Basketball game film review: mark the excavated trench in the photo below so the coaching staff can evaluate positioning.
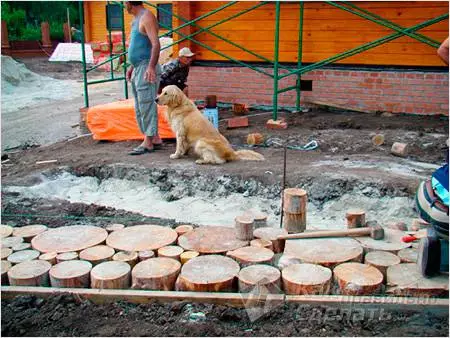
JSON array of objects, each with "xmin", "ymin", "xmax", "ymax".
[{"xmin": 2, "ymin": 163, "xmax": 422, "ymax": 229}]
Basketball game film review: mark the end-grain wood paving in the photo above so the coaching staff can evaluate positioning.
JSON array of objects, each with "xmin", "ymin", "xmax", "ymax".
[
  {"xmin": 132, "ymin": 257, "xmax": 181, "ymax": 291},
  {"xmin": 90, "ymin": 261, "xmax": 131, "ymax": 289},
  {"xmin": 333, "ymin": 262, "xmax": 384, "ymax": 296},
  {"xmin": 79, "ymin": 245, "xmax": 116, "ymax": 265},
  {"xmin": 282, "ymin": 263, "xmax": 332, "ymax": 295},
  {"xmin": 7, "ymin": 260, "xmax": 52, "ymax": 287},
  {"xmin": 12, "ymin": 224, "xmax": 48, "ymax": 242},
  {"xmin": 49, "ymin": 260, "xmax": 93, "ymax": 288},
  {"xmin": 238, "ymin": 264, "xmax": 281, "ymax": 293}
]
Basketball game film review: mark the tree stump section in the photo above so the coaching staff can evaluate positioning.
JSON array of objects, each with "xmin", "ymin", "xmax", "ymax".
[
  {"xmin": 355, "ymin": 228, "xmax": 411, "ymax": 254},
  {"xmin": 284, "ymin": 237, "xmax": 363, "ymax": 268},
  {"xmin": 13, "ymin": 224, "xmax": 48, "ymax": 242},
  {"xmin": 243, "ymin": 211, "xmax": 268, "ymax": 229},
  {"xmin": 397, "ymin": 248, "xmax": 418, "ymax": 263},
  {"xmin": 131, "ymin": 257, "xmax": 181, "ymax": 290},
  {"xmin": 235, "ymin": 216, "xmax": 254, "ymax": 241},
  {"xmin": 238, "ymin": 264, "xmax": 281, "ymax": 293},
  {"xmin": 7, "ymin": 249, "xmax": 41, "ymax": 264},
  {"xmin": 334, "ymin": 262, "xmax": 383, "ymax": 295},
  {"xmin": 11, "ymin": 242, "xmax": 32, "ymax": 251},
  {"xmin": 50, "ymin": 260, "xmax": 93, "ymax": 288},
  {"xmin": 157, "ymin": 246, "xmax": 184, "ymax": 261},
  {"xmin": 364, "ymin": 250, "xmax": 400, "ymax": 281},
  {"xmin": 113, "ymin": 251, "xmax": 138, "ymax": 268},
  {"xmin": 180, "ymin": 251, "xmax": 199, "ymax": 264},
  {"xmin": 283, "ymin": 188, "xmax": 307, "ymax": 233},
  {"xmin": 1, "ymin": 260, "xmax": 12, "ymax": 285},
  {"xmin": 1, "ymin": 247, "xmax": 12, "ymax": 260},
  {"xmin": 176, "ymin": 255, "xmax": 240, "ymax": 292},
  {"xmin": 227, "ymin": 246, "xmax": 274, "ymax": 267},
  {"xmin": 178, "ymin": 226, "xmax": 248, "ymax": 254},
  {"xmin": 39, "ymin": 252, "xmax": 58, "ymax": 265},
  {"xmin": 138, "ymin": 250, "xmax": 155, "ymax": 262},
  {"xmin": 345, "ymin": 209, "xmax": 366, "ymax": 228},
  {"xmin": 56, "ymin": 252, "xmax": 79, "ymax": 263},
  {"xmin": 386, "ymin": 263, "xmax": 449, "ymax": 297},
  {"xmin": 106, "ymin": 225, "xmax": 177, "ymax": 251},
  {"xmin": 253, "ymin": 227, "xmax": 288, "ymax": 254},
  {"xmin": 282, "ymin": 263, "xmax": 332, "ymax": 295},
  {"xmin": 250, "ymin": 238, "xmax": 273, "ymax": 251},
  {"xmin": 105, "ymin": 223, "xmax": 125, "ymax": 233},
  {"xmin": 91, "ymin": 261, "xmax": 131, "ymax": 289},
  {"xmin": 175, "ymin": 225, "xmax": 193, "ymax": 236},
  {"xmin": 2, "ymin": 236, "xmax": 24, "ymax": 248},
  {"xmin": 0, "ymin": 225, "xmax": 13, "ymax": 239},
  {"xmin": 79, "ymin": 245, "xmax": 115, "ymax": 265},
  {"xmin": 7, "ymin": 260, "xmax": 52, "ymax": 286},
  {"xmin": 32, "ymin": 226, "xmax": 108, "ymax": 253}
]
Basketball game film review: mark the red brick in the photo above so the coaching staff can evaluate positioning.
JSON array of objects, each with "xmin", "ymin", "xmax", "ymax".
[
  {"xmin": 227, "ymin": 117, "xmax": 249, "ymax": 129},
  {"xmin": 266, "ymin": 118, "xmax": 288, "ymax": 130}
]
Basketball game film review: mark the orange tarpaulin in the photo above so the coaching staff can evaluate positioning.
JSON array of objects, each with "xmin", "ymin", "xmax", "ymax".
[{"xmin": 86, "ymin": 99, "xmax": 175, "ymax": 141}]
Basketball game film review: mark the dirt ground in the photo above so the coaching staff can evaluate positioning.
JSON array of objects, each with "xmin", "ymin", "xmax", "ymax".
[{"xmin": 1, "ymin": 58, "xmax": 449, "ymax": 337}]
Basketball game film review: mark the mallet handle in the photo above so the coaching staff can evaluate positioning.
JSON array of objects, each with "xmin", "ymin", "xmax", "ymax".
[{"xmin": 277, "ymin": 227, "xmax": 371, "ymax": 240}]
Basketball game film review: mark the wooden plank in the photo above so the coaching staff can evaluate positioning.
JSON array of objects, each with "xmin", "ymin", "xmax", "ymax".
[{"xmin": 1, "ymin": 286, "xmax": 448, "ymax": 313}]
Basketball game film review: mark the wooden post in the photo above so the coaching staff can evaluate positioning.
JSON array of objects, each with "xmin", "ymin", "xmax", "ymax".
[
  {"xmin": 1, "ymin": 20, "xmax": 11, "ymax": 55},
  {"xmin": 173, "ymin": 2, "xmax": 194, "ymax": 54},
  {"xmin": 283, "ymin": 188, "xmax": 307, "ymax": 233},
  {"xmin": 63, "ymin": 22, "xmax": 71, "ymax": 42},
  {"xmin": 346, "ymin": 209, "xmax": 366, "ymax": 228},
  {"xmin": 41, "ymin": 22, "xmax": 52, "ymax": 48},
  {"xmin": 235, "ymin": 216, "xmax": 254, "ymax": 241}
]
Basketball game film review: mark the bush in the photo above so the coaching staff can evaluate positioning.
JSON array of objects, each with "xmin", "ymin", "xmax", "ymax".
[
  {"xmin": 20, "ymin": 25, "xmax": 42, "ymax": 41},
  {"xmin": 49, "ymin": 21, "xmax": 64, "ymax": 41},
  {"xmin": 2, "ymin": 3, "xmax": 27, "ymax": 41}
]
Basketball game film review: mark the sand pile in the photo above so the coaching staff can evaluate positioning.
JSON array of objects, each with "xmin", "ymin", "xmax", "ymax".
[{"xmin": 1, "ymin": 56, "xmax": 82, "ymax": 114}]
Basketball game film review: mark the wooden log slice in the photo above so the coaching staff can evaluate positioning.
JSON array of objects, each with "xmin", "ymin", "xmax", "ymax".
[
  {"xmin": 238, "ymin": 264, "xmax": 281, "ymax": 293},
  {"xmin": 283, "ymin": 188, "xmax": 307, "ymax": 214},
  {"xmin": 12, "ymin": 224, "xmax": 48, "ymax": 242},
  {"xmin": 91, "ymin": 261, "xmax": 131, "ymax": 289},
  {"xmin": 79, "ymin": 245, "xmax": 115, "ymax": 265},
  {"xmin": 175, "ymin": 225, "xmax": 193, "ymax": 236},
  {"xmin": 7, "ymin": 249, "xmax": 41, "ymax": 264},
  {"xmin": 180, "ymin": 251, "xmax": 199, "ymax": 264},
  {"xmin": 39, "ymin": 252, "xmax": 57, "ymax": 265},
  {"xmin": 1, "ymin": 260, "xmax": 12, "ymax": 285},
  {"xmin": 282, "ymin": 263, "xmax": 332, "ymax": 295},
  {"xmin": 106, "ymin": 225, "xmax": 177, "ymax": 251},
  {"xmin": 243, "ymin": 210, "xmax": 268, "ymax": 229},
  {"xmin": 176, "ymin": 255, "xmax": 240, "ymax": 292},
  {"xmin": 178, "ymin": 226, "xmax": 248, "ymax": 254},
  {"xmin": 334, "ymin": 262, "xmax": 383, "ymax": 296},
  {"xmin": 56, "ymin": 252, "xmax": 79, "ymax": 263},
  {"xmin": 283, "ymin": 211, "xmax": 306, "ymax": 233},
  {"xmin": 31, "ymin": 226, "xmax": 108, "ymax": 253},
  {"xmin": 345, "ymin": 209, "xmax": 366, "ymax": 228},
  {"xmin": 1, "ymin": 248, "xmax": 13, "ymax": 260},
  {"xmin": 235, "ymin": 216, "xmax": 254, "ymax": 241},
  {"xmin": 364, "ymin": 250, "xmax": 400, "ymax": 281},
  {"xmin": 7, "ymin": 260, "xmax": 51, "ymax": 286},
  {"xmin": 112, "ymin": 251, "xmax": 138, "ymax": 268},
  {"xmin": 131, "ymin": 257, "xmax": 181, "ymax": 290},
  {"xmin": 138, "ymin": 250, "xmax": 155, "ymax": 262},
  {"xmin": 105, "ymin": 223, "xmax": 125, "ymax": 233},
  {"xmin": 253, "ymin": 227, "xmax": 288, "ymax": 254},
  {"xmin": 386, "ymin": 263, "xmax": 449, "ymax": 297},
  {"xmin": 250, "ymin": 238, "xmax": 273, "ymax": 251},
  {"xmin": 284, "ymin": 237, "xmax": 363, "ymax": 268},
  {"xmin": 0, "ymin": 225, "xmax": 13, "ymax": 239},
  {"xmin": 226, "ymin": 246, "xmax": 274, "ymax": 267},
  {"xmin": 2, "ymin": 236, "xmax": 24, "ymax": 248},
  {"xmin": 397, "ymin": 248, "xmax": 418, "ymax": 263},
  {"xmin": 11, "ymin": 242, "xmax": 32, "ymax": 251},
  {"xmin": 49, "ymin": 260, "xmax": 92, "ymax": 288},
  {"xmin": 355, "ymin": 228, "xmax": 411, "ymax": 254},
  {"xmin": 157, "ymin": 246, "xmax": 184, "ymax": 261}
]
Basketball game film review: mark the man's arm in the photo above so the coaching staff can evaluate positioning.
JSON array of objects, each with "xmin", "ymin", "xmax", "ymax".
[
  {"xmin": 437, "ymin": 37, "xmax": 449, "ymax": 65},
  {"xmin": 142, "ymin": 11, "xmax": 161, "ymax": 82},
  {"xmin": 160, "ymin": 60, "xmax": 179, "ymax": 82}
]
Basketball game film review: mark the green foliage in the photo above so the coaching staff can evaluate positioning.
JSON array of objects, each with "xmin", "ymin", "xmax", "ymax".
[{"xmin": 2, "ymin": 1, "xmax": 79, "ymax": 41}]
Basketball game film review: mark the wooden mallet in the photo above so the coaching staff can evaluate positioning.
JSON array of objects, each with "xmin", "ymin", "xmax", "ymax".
[{"xmin": 276, "ymin": 225, "xmax": 384, "ymax": 252}]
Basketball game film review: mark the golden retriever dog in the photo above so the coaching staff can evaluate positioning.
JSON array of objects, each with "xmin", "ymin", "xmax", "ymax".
[{"xmin": 156, "ymin": 85, "xmax": 264, "ymax": 164}]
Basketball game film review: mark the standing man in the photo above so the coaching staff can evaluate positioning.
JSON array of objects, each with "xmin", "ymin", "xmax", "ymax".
[
  {"xmin": 126, "ymin": 1, "xmax": 162, "ymax": 155},
  {"xmin": 159, "ymin": 47, "xmax": 195, "ymax": 95}
]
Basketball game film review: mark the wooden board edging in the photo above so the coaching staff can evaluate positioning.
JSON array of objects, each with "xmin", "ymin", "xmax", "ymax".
[{"xmin": 1, "ymin": 286, "xmax": 448, "ymax": 313}]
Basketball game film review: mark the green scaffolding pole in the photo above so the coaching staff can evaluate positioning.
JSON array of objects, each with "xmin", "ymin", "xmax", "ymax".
[{"xmin": 272, "ymin": 1, "xmax": 281, "ymax": 121}]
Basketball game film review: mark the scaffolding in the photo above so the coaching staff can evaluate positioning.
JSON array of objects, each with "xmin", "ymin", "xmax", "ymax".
[{"xmin": 79, "ymin": 1, "xmax": 448, "ymax": 120}]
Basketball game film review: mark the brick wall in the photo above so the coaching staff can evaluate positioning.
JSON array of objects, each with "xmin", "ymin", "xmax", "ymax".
[{"xmin": 188, "ymin": 66, "xmax": 449, "ymax": 115}]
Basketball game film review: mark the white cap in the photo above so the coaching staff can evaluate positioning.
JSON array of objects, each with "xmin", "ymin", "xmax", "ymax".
[{"xmin": 179, "ymin": 47, "xmax": 195, "ymax": 57}]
